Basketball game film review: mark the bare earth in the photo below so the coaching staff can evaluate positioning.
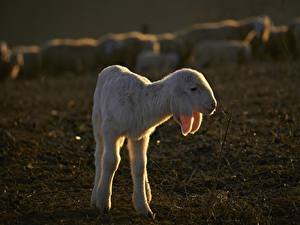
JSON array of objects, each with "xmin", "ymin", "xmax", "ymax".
[{"xmin": 0, "ymin": 61, "xmax": 299, "ymax": 225}]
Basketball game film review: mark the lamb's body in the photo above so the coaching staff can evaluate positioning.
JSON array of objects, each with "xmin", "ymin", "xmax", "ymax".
[
  {"xmin": 91, "ymin": 65, "xmax": 217, "ymax": 216},
  {"xmin": 93, "ymin": 65, "xmax": 171, "ymax": 139}
]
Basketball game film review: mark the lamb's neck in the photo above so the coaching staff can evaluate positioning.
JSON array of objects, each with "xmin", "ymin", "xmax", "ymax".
[{"xmin": 142, "ymin": 80, "xmax": 172, "ymax": 126}]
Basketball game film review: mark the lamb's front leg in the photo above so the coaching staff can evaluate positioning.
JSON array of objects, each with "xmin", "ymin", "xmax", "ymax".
[
  {"xmin": 128, "ymin": 135, "xmax": 153, "ymax": 217},
  {"xmin": 95, "ymin": 133, "xmax": 122, "ymax": 213}
]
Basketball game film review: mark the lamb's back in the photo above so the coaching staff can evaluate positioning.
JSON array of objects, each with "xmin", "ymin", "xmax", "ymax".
[{"xmin": 95, "ymin": 65, "xmax": 151, "ymax": 126}]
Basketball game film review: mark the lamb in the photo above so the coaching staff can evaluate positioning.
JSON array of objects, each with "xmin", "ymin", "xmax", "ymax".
[
  {"xmin": 96, "ymin": 32, "xmax": 159, "ymax": 69},
  {"xmin": 135, "ymin": 51, "xmax": 180, "ymax": 80},
  {"xmin": 191, "ymin": 40, "xmax": 251, "ymax": 68},
  {"xmin": 91, "ymin": 65, "xmax": 217, "ymax": 217}
]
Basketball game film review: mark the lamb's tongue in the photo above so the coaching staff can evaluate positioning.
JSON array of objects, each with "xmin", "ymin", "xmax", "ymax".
[
  {"xmin": 180, "ymin": 115, "xmax": 193, "ymax": 136},
  {"xmin": 190, "ymin": 112, "xmax": 201, "ymax": 134}
]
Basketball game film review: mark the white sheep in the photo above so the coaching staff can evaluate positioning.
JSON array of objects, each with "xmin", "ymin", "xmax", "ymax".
[
  {"xmin": 177, "ymin": 15, "xmax": 271, "ymax": 60},
  {"xmin": 96, "ymin": 32, "xmax": 159, "ymax": 69},
  {"xmin": 135, "ymin": 51, "xmax": 180, "ymax": 80},
  {"xmin": 191, "ymin": 40, "xmax": 251, "ymax": 68},
  {"xmin": 90, "ymin": 65, "xmax": 217, "ymax": 217},
  {"xmin": 41, "ymin": 38, "xmax": 99, "ymax": 75}
]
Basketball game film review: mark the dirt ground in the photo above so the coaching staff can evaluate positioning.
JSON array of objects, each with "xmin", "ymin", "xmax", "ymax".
[{"xmin": 0, "ymin": 61, "xmax": 299, "ymax": 225}]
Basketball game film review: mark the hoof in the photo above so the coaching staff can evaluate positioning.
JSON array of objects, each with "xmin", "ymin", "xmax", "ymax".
[
  {"xmin": 136, "ymin": 207, "xmax": 154, "ymax": 219},
  {"xmin": 95, "ymin": 195, "xmax": 111, "ymax": 214},
  {"xmin": 140, "ymin": 210, "xmax": 155, "ymax": 220},
  {"xmin": 147, "ymin": 212, "xmax": 156, "ymax": 220}
]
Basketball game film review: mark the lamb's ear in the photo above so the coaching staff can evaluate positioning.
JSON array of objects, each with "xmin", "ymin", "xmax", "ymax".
[
  {"xmin": 170, "ymin": 95, "xmax": 193, "ymax": 136},
  {"xmin": 190, "ymin": 112, "xmax": 203, "ymax": 134}
]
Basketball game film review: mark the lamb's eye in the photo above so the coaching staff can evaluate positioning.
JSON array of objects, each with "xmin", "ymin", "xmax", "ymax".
[{"xmin": 190, "ymin": 87, "xmax": 198, "ymax": 91}]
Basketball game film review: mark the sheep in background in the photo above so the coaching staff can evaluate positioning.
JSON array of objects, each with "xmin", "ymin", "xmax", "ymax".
[
  {"xmin": 177, "ymin": 15, "xmax": 271, "ymax": 61},
  {"xmin": 96, "ymin": 32, "xmax": 159, "ymax": 69},
  {"xmin": 265, "ymin": 26, "xmax": 292, "ymax": 59},
  {"xmin": 288, "ymin": 18, "xmax": 300, "ymax": 58},
  {"xmin": 9, "ymin": 46, "xmax": 42, "ymax": 79},
  {"xmin": 0, "ymin": 41, "xmax": 11, "ymax": 79},
  {"xmin": 41, "ymin": 38, "xmax": 99, "ymax": 75},
  {"xmin": 157, "ymin": 33, "xmax": 189, "ymax": 65},
  {"xmin": 191, "ymin": 40, "xmax": 251, "ymax": 68},
  {"xmin": 91, "ymin": 65, "xmax": 217, "ymax": 217},
  {"xmin": 177, "ymin": 19, "xmax": 239, "ymax": 46},
  {"xmin": 240, "ymin": 16, "xmax": 272, "ymax": 57},
  {"xmin": 95, "ymin": 33, "xmax": 124, "ymax": 67},
  {"xmin": 135, "ymin": 51, "xmax": 180, "ymax": 80},
  {"xmin": 240, "ymin": 15, "xmax": 272, "ymax": 42}
]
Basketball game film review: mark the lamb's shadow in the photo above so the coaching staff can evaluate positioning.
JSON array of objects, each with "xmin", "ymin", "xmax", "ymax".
[
  {"xmin": 16, "ymin": 207, "xmax": 144, "ymax": 225},
  {"xmin": 16, "ymin": 208, "xmax": 103, "ymax": 225}
]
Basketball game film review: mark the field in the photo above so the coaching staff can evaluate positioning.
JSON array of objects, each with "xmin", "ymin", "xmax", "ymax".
[{"xmin": 0, "ymin": 61, "xmax": 299, "ymax": 225}]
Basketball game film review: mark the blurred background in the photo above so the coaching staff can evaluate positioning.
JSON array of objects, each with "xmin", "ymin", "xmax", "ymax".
[{"xmin": 1, "ymin": 0, "xmax": 299, "ymax": 45}]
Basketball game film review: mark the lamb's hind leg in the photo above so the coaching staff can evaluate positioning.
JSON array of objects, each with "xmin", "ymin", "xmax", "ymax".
[
  {"xmin": 128, "ymin": 135, "xmax": 153, "ymax": 217},
  {"xmin": 95, "ymin": 132, "xmax": 123, "ymax": 213},
  {"xmin": 91, "ymin": 114, "xmax": 103, "ymax": 207}
]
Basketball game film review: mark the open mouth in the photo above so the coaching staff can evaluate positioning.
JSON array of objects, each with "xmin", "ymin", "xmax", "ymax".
[{"xmin": 174, "ymin": 112, "xmax": 202, "ymax": 136}]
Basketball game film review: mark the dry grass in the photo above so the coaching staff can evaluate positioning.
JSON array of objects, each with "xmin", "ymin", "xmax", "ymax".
[{"xmin": 0, "ymin": 61, "xmax": 299, "ymax": 225}]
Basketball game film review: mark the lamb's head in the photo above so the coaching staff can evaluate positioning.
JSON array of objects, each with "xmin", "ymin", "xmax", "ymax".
[{"xmin": 167, "ymin": 68, "xmax": 217, "ymax": 136}]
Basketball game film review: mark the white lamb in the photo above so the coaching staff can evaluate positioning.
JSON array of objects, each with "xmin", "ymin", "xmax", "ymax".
[{"xmin": 91, "ymin": 65, "xmax": 217, "ymax": 217}]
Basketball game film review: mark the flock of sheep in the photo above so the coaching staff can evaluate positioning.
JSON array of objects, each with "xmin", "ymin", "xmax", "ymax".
[{"xmin": 1, "ymin": 15, "xmax": 300, "ymax": 81}]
